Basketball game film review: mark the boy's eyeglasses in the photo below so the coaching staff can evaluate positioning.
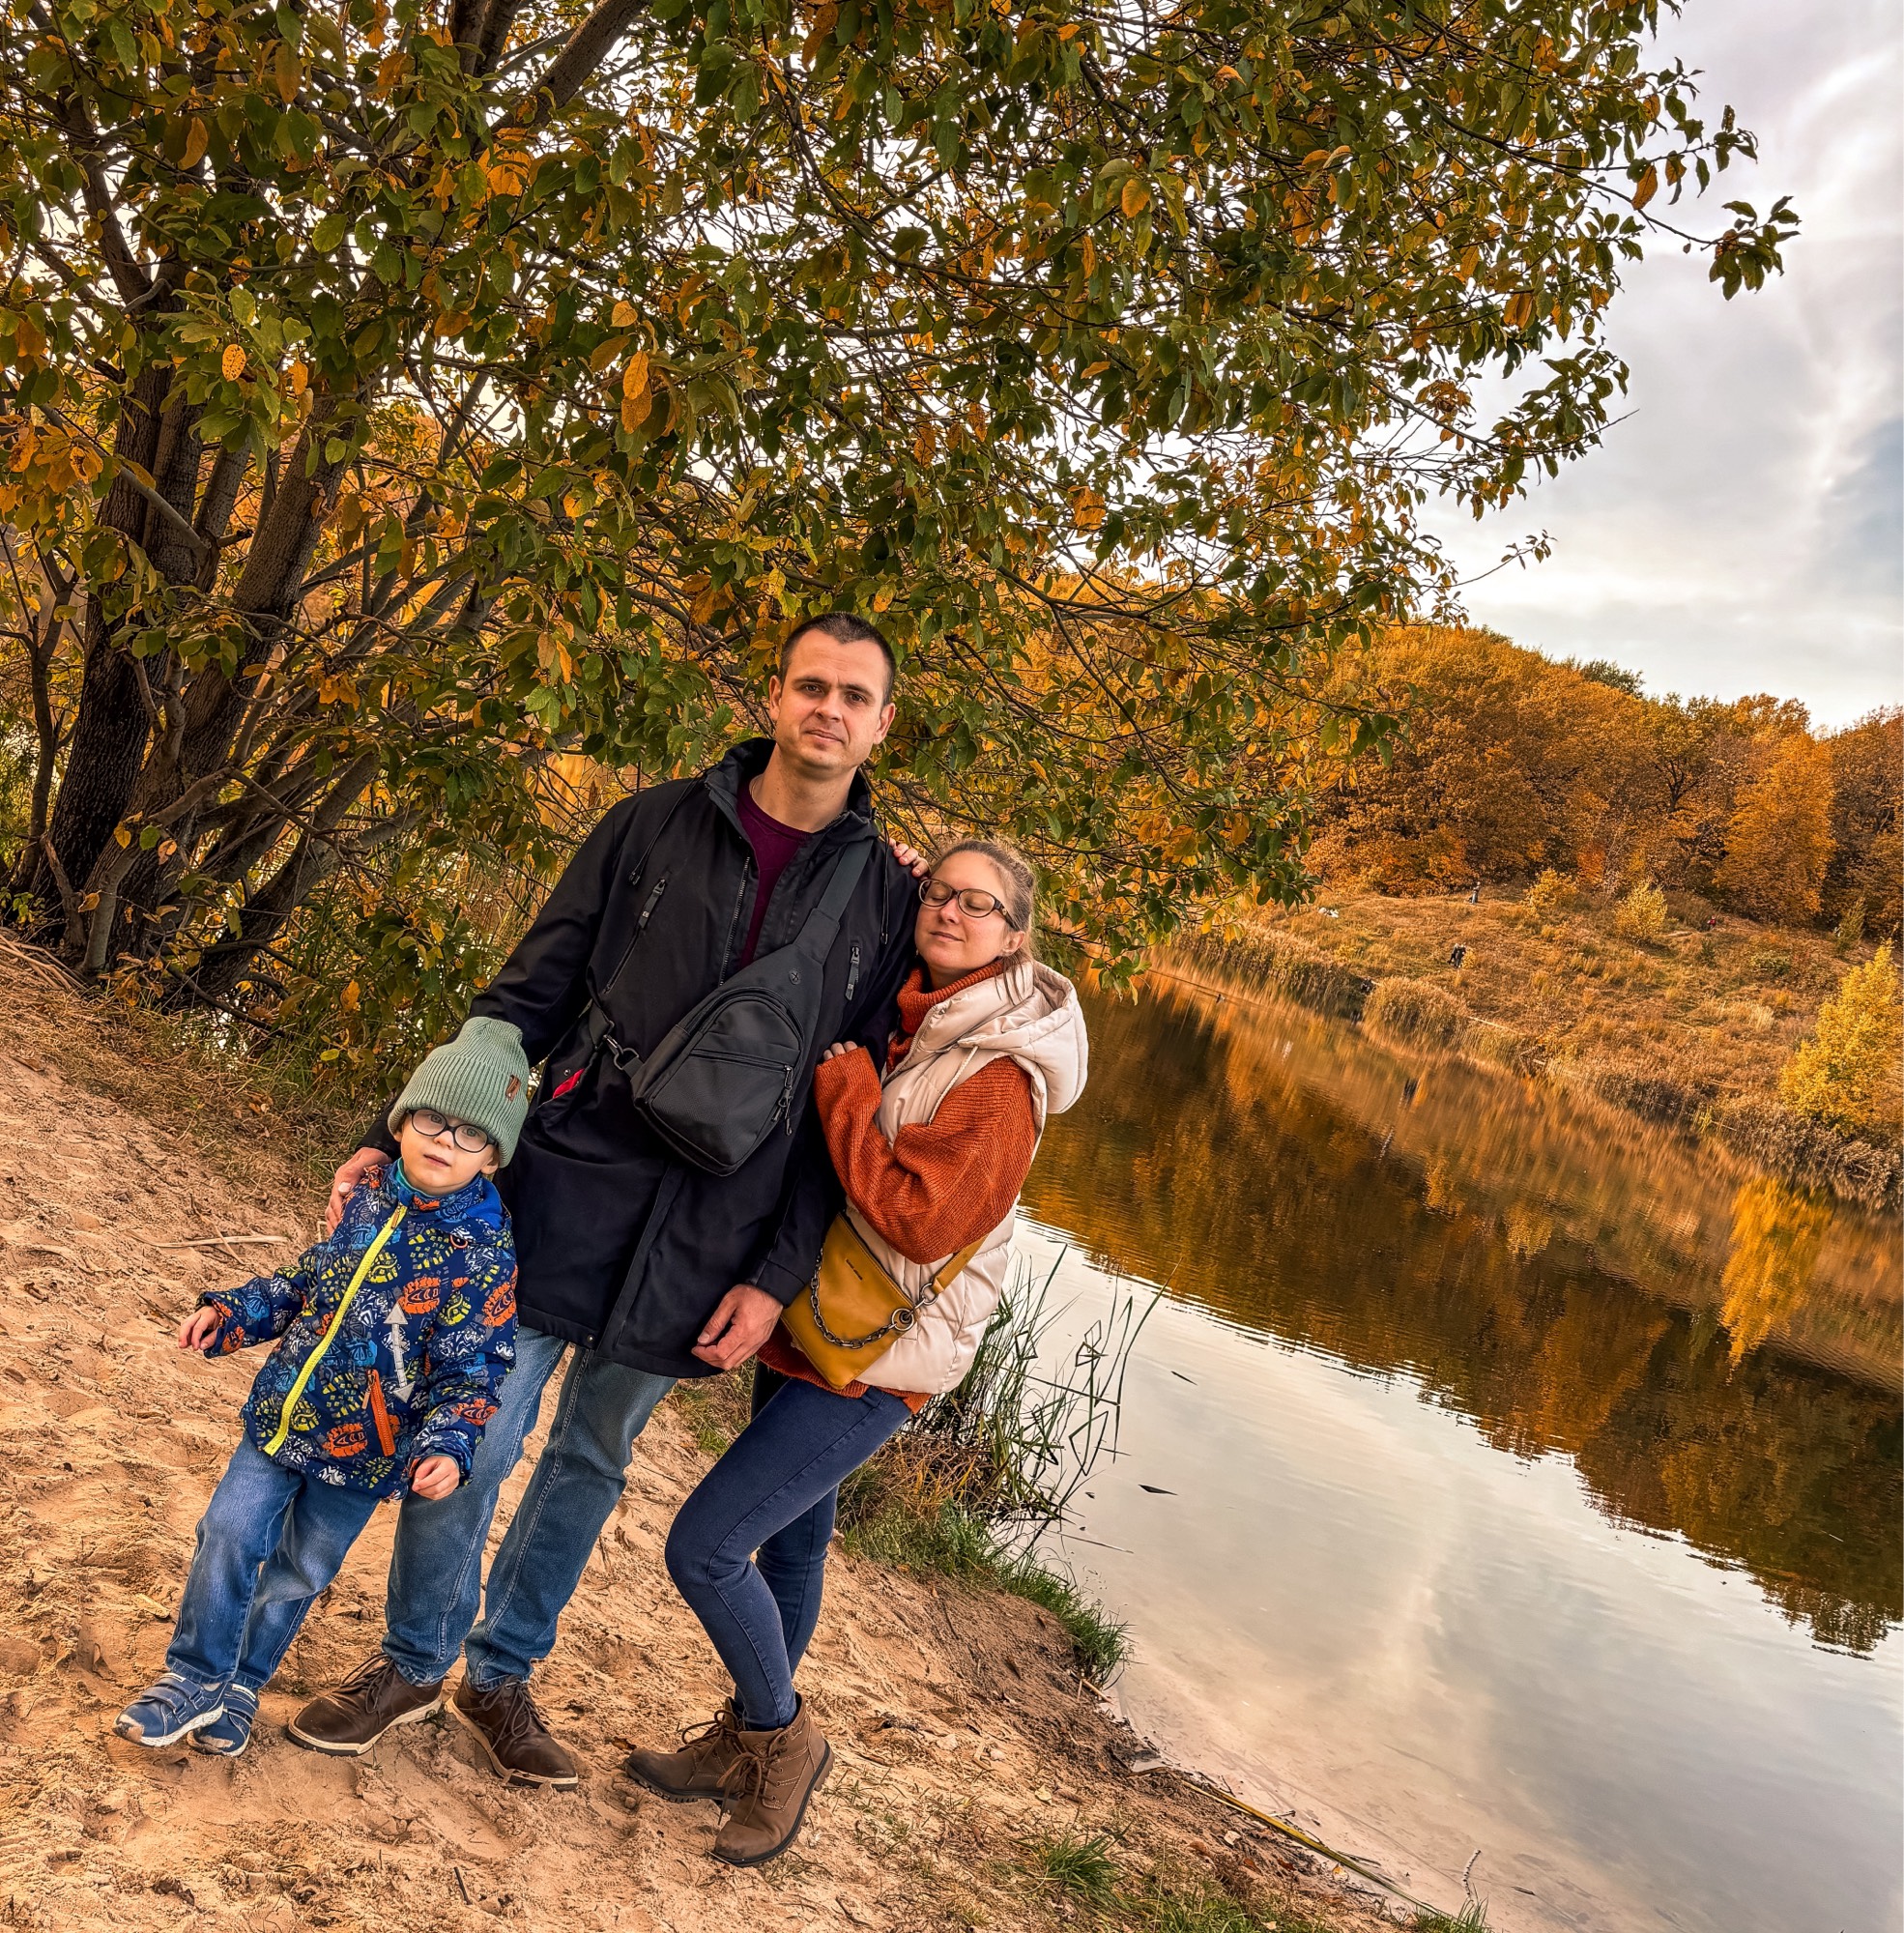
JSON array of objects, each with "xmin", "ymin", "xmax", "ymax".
[
  {"xmin": 920, "ymin": 879, "xmax": 1020, "ymax": 928},
  {"xmin": 408, "ymin": 1109, "xmax": 494, "ymax": 1153}
]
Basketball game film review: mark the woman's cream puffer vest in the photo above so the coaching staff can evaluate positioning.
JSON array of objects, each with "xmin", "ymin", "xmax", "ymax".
[{"xmin": 850, "ymin": 958, "xmax": 1088, "ymax": 1395}]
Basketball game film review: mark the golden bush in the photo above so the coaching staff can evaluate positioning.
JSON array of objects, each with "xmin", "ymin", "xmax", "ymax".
[
  {"xmin": 1614, "ymin": 880, "xmax": 1667, "ymax": 943},
  {"xmin": 1778, "ymin": 943, "xmax": 1903, "ymax": 1142},
  {"xmin": 1525, "ymin": 868, "xmax": 1580, "ymax": 923}
]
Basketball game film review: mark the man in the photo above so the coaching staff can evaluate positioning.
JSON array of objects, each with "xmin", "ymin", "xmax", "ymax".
[{"xmin": 286, "ymin": 614, "xmax": 922, "ymax": 1783}]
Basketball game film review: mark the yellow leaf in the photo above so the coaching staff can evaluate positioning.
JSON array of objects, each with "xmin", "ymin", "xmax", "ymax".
[
  {"xmin": 113, "ymin": 825, "xmax": 131, "ymax": 848},
  {"xmin": 288, "ymin": 360, "xmax": 309, "ymax": 395},
  {"xmin": 689, "ymin": 580, "xmax": 718, "ymax": 624},
  {"xmin": 221, "ymin": 343, "xmax": 246, "ymax": 381},
  {"xmin": 611, "ymin": 300, "xmax": 639, "ymax": 328},
  {"xmin": 340, "ymin": 979, "xmax": 361, "ymax": 1011},
  {"xmin": 620, "ymin": 389, "xmax": 652, "ymax": 432},
  {"xmin": 621, "ymin": 351, "xmax": 649, "ymax": 399},
  {"xmin": 181, "ymin": 115, "xmax": 209, "ymax": 170},
  {"xmin": 1120, "ymin": 176, "xmax": 1150, "ymax": 218},
  {"xmin": 274, "ymin": 40, "xmax": 302, "ymax": 104},
  {"xmin": 1631, "ymin": 163, "xmax": 1659, "ymax": 211}
]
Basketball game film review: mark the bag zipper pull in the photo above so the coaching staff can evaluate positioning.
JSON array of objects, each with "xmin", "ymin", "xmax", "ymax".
[{"xmin": 778, "ymin": 1064, "xmax": 797, "ymax": 1134}]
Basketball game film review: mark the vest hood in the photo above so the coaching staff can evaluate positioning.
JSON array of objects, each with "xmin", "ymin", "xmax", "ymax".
[{"xmin": 907, "ymin": 958, "xmax": 1089, "ymax": 1122}]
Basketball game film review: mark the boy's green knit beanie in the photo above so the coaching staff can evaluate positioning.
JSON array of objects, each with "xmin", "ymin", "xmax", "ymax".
[{"xmin": 388, "ymin": 1017, "xmax": 532, "ymax": 1167}]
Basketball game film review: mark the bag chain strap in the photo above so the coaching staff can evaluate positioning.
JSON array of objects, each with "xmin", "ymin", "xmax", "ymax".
[{"xmin": 803, "ymin": 1272, "xmax": 919, "ymax": 1351}]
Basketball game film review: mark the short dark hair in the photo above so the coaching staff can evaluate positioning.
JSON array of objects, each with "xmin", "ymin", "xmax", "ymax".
[{"xmin": 779, "ymin": 612, "xmax": 898, "ymax": 701}]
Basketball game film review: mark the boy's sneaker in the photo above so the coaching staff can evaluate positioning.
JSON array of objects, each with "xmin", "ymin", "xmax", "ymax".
[
  {"xmin": 288, "ymin": 1654, "xmax": 444, "ymax": 1756},
  {"xmin": 114, "ymin": 1673, "xmax": 225, "ymax": 1747},
  {"xmin": 191, "ymin": 1684, "xmax": 259, "ymax": 1758}
]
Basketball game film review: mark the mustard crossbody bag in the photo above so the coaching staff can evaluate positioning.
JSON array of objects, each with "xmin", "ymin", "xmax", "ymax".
[{"xmin": 781, "ymin": 1215, "xmax": 985, "ymax": 1391}]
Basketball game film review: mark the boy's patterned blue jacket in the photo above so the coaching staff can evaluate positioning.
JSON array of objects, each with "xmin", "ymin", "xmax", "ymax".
[{"xmin": 199, "ymin": 1170, "xmax": 517, "ymax": 1498}]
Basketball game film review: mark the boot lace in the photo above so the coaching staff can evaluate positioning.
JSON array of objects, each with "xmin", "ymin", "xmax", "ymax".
[{"xmin": 485, "ymin": 1682, "xmax": 557, "ymax": 1754}]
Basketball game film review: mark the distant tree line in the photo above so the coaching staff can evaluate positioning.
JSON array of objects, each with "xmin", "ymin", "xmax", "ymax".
[{"xmin": 1309, "ymin": 625, "xmax": 1900, "ymax": 938}]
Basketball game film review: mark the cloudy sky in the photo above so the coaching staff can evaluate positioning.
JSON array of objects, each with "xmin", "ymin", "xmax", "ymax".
[{"xmin": 1422, "ymin": 0, "xmax": 1902, "ymax": 729}]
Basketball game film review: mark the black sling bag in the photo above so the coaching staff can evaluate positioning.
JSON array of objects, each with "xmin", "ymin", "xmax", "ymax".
[{"xmin": 577, "ymin": 832, "xmax": 872, "ymax": 1177}]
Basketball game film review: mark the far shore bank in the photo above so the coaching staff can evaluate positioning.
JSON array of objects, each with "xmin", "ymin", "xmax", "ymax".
[{"xmin": 1159, "ymin": 889, "xmax": 1899, "ymax": 1211}]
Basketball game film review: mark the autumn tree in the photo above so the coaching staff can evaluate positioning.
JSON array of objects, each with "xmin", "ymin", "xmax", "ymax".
[
  {"xmin": 1779, "ymin": 943, "xmax": 1903, "ymax": 1143},
  {"xmin": 0, "ymin": 0, "xmax": 1796, "ymax": 1009},
  {"xmin": 1823, "ymin": 708, "xmax": 1903, "ymax": 939},
  {"xmin": 1307, "ymin": 625, "xmax": 1652, "ymax": 889},
  {"xmin": 1713, "ymin": 732, "xmax": 1834, "ymax": 923}
]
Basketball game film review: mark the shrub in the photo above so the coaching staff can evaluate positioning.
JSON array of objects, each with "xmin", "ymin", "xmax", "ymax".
[
  {"xmin": 1778, "ymin": 944, "xmax": 1903, "ymax": 1142},
  {"xmin": 1835, "ymin": 897, "xmax": 1867, "ymax": 954},
  {"xmin": 1363, "ymin": 976, "xmax": 1469, "ymax": 1053},
  {"xmin": 1614, "ymin": 880, "xmax": 1668, "ymax": 944},
  {"xmin": 1747, "ymin": 946, "xmax": 1792, "ymax": 981},
  {"xmin": 1525, "ymin": 868, "xmax": 1580, "ymax": 922}
]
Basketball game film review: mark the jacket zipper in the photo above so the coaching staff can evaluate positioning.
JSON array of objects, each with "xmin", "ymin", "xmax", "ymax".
[
  {"xmin": 637, "ymin": 876, "xmax": 669, "ymax": 930},
  {"xmin": 262, "ymin": 1206, "xmax": 406, "ymax": 1457},
  {"xmin": 367, "ymin": 1368, "xmax": 397, "ymax": 1456},
  {"xmin": 845, "ymin": 940, "xmax": 861, "ymax": 1006},
  {"xmin": 720, "ymin": 858, "xmax": 754, "ymax": 976}
]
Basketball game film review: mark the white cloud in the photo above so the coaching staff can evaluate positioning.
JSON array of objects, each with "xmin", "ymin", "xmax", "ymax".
[{"xmin": 1423, "ymin": 0, "xmax": 1903, "ymax": 728}]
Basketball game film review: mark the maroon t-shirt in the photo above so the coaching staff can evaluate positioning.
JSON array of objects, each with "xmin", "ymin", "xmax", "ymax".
[{"xmin": 736, "ymin": 782, "xmax": 813, "ymax": 966}]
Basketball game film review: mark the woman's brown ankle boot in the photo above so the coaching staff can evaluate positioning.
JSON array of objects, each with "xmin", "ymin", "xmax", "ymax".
[
  {"xmin": 623, "ymin": 1701, "xmax": 744, "ymax": 1801},
  {"xmin": 712, "ymin": 1702, "xmax": 832, "ymax": 1865}
]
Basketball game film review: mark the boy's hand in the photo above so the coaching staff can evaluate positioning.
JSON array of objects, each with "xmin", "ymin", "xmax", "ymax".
[
  {"xmin": 819, "ymin": 1041, "xmax": 858, "ymax": 1063},
  {"xmin": 178, "ymin": 1307, "xmax": 223, "ymax": 1353},
  {"xmin": 409, "ymin": 1456, "xmax": 459, "ymax": 1501},
  {"xmin": 326, "ymin": 1146, "xmax": 388, "ymax": 1233}
]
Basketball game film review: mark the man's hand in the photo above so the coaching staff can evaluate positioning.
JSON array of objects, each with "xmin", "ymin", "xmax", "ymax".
[
  {"xmin": 326, "ymin": 1145, "xmax": 389, "ymax": 1233},
  {"xmin": 178, "ymin": 1307, "xmax": 222, "ymax": 1353},
  {"xmin": 409, "ymin": 1455, "xmax": 460, "ymax": 1501},
  {"xmin": 693, "ymin": 1284, "xmax": 782, "ymax": 1370}
]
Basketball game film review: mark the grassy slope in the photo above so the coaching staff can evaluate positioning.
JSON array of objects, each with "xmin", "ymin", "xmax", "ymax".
[
  {"xmin": 1168, "ymin": 889, "xmax": 1899, "ymax": 1204},
  {"xmin": 1262, "ymin": 886, "xmax": 1847, "ymax": 1107}
]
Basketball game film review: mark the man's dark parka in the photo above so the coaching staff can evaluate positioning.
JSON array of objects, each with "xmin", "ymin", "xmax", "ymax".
[{"xmin": 365, "ymin": 739, "xmax": 918, "ymax": 1378}]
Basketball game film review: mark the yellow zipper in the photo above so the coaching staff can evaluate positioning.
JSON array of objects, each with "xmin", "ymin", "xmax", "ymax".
[{"xmin": 263, "ymin": 1205, "xmax": 406, "ymax": 1457}]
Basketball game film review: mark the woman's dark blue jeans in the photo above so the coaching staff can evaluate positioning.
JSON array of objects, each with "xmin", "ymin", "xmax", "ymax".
[{"xmin": 666, "ymin": 1365, "xmax": 912, "ymax": 1731}]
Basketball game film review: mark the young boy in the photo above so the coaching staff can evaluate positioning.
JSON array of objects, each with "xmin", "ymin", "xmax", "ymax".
[{"xmin": 115, "ymin": 1017, "xmax": 531, "ymax": 1758}]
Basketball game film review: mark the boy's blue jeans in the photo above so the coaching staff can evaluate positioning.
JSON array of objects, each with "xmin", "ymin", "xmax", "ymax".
[
  {"xmin": 665, "ymin": 1366, "xmax": 912, "ymax": 1731},
  {"xmin": 382, "ymin": 1325, "xmax": 674, "ymax": 1688},
  {"xmin": 167, "ymin": 1435, "xmax": 381, "ymax": 1692}
]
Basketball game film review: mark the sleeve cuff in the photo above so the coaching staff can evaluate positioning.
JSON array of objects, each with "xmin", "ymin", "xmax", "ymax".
[{"xmin": 750, "ymin": 1255, "xmax": 809, "ymax": 1308}]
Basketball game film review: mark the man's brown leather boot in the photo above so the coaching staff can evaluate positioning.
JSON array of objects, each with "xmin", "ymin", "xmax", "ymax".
[
  {"xmin": 624, "ymin": 1701, "xmax": 744, "ymax": 1802},
  {"xmin": 451, "ymin": 1676, "xmax": 580, "ymax": 1787},
  {"xmin": 288, "ymin": 1655, "xmax": 444, "ymax": 1756},
  {"xmin": 711, "ymin": 1701, "xmax": 831, "ymax": 1866}
]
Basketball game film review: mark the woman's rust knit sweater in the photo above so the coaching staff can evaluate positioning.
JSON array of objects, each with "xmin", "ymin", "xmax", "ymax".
[{"xmin": 757, "ymin": 959, "xmax": 1039, "ymax": 1407}]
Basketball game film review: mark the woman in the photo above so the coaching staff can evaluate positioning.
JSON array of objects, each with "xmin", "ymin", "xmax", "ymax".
[{"xmin": 624, "ymin": 838, "xmax": 1088, "ymax": 1865}]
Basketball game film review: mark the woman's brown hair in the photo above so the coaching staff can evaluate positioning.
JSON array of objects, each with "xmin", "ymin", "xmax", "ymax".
[{"xmin": 930, "ymin": 837, "xmax": 1036, "ymax": 956}]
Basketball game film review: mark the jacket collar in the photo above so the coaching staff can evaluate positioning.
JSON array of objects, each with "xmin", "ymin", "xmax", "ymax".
[
  {"xmin": 379, "ymin": 1165, "xmax": 502, "ymax": 1228},
  {"xmin": 703, "ymin": 736, "xmax": 879, "ymax": 854}
]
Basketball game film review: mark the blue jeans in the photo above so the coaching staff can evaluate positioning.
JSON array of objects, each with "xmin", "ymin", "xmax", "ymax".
[
  {"xmin": 666, "ymin": 1366, "xmax": 912, "ymax": 1731},
  {"xmin": 167, "ymin": 1435, "xmax": 381, "ymax": 1693},
  {"xmin": 383, "ymin": 1324, "xmax": 674, "ymax": 1688}
]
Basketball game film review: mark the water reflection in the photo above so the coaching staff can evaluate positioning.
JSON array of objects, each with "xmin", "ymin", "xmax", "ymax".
[{"xmin": 1024, "ymin": 974, "xmax": 1903, "ymax": 1655}]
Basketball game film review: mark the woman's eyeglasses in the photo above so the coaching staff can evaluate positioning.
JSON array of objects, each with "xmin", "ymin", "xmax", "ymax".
[
  {"xmin": 920, "ymin": 879, "xmax": 1021, "ymax": 928},
  {"xmin": 408, "ymin": 1109, "xmax": 494, "ymax": 1153}
]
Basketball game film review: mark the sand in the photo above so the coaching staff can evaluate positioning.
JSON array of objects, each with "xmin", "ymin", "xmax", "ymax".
[{"xmin": 0, "ymin": 941, "xmax": 1388, "ymax": 1933}]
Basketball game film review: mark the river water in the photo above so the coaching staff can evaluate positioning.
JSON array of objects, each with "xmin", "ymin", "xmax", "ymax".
[{"xmin": 1015, "ymin": 971, "xmax": 1902, "ymax": 1933}]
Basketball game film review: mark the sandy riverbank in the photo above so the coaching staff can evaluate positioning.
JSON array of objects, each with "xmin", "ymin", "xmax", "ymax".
[{"xmin": 0, "ymin": 942, "xmax": 1397, "ymax": 1933}]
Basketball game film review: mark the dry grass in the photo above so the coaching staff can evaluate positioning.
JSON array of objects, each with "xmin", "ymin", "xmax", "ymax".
[{"xmin": 1174, "ymin": 886, "xmax": 1899, "ymax": 1206}]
